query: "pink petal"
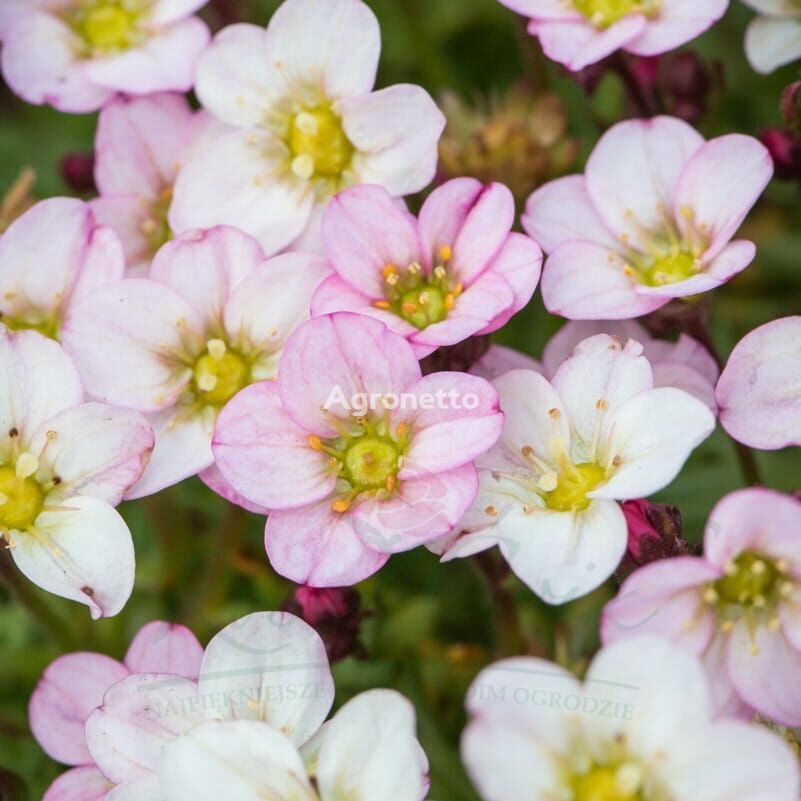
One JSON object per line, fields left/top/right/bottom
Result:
{"left": 600, "top": 556, "right": 718, "bottom": 653}
{"left": 0, "top": 13, "right": 113, "bottom": 112}
{"left": 198, "top": 463, "right": 270, "bottom": 514}
{"left": 470, "top": 344, "right": 542, "bottom": 381}
{"left": 213, "top": 381, "right": 336, "bottom": 510}
{"left": 341, "top": 84, "right": 445, "bottom": 196}
{"left": 532, "top": 15, "right": 647, "bottom": 71}
{"left": 278, "top": 313, "right": 421, "bottom": 437}
{"left": 150, "top": 226, "right": 265, "bottom": 323}
{"left": 89, "top": 195, "right": 153, "bottom": 273}
{"left": 523, "top": 175, "right": 617, "bottom": 254}
{"left": 29, "top": 652, "right": 128, "bottom": 765}
{"left": 352, "top": 463, "right": 478, "bottom": 553}
{"left": 704, "top": 488, "right": 801, "bottom": 575}
{"left": 394, "top": 372, "right": 502, "bottom": 478}
{"left": 43, "top": 767, "right": 113, "bottom": 801}
{"left": 124, "top": 621, "right": 204, "bottom": 680}
{"left": 674, "top": 135, "right": 772, "bottom": 260}
{"left": 84, "top": 17, "right": 210, "bottom": 93}
{"left": 481, "top": 233, "right": 542, "bottom": 324}
{"left": 586, "top": 116, "right": 704, "bottom": 250}
{"left": 717, "top": 316, "right": 801, "bottom": 449}
{"left": 149, "top": 0, "right": 207, "bottom": 25}
{"left": 745, "top": 15, "right": 801, "bottom": 75}
{"left": 624, "top": 0, "right": 728, "bottom": 56}
{"left": 266, "top": 499, "right": 389, "bottom": 586}
{"left": 542, "top": 241, "right": 667, "bottom": 319}
{"left": 322, "top": 184, "right": 420, "bottom": 298}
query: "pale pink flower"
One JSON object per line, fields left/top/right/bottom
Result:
{"left": 523, "top": 117, "right": 773, "bottom": 319}
{"left": 717, "top": 316, "right": 801, "bottom": 449}
{"left": 31, "top": 621, "right": 203, "bottom": 801}
{"left": 603, "top": 488, "right": 801, "bottom": 725}
{"left": 742, "top": 0, "right": 801, "bottom": 74}
{"left": 61, "top": 226, "right": 328, "bottom": 501}
{"left": 169, "top": 0, "right": 445, "bottom": 255}
{"left": 312, "top": 180, "right": 542, "bottom": 358}
{"left": 441, "top": 334, "right": 715, "bottom": 603}
{"left": 497, "top": 0, "right": 728, "bottom": 71}
{"left": 543, "top": 320, "right": 720, "bottom": 411}
{"left": 0, "top": 0, "right": 209, "bottom": 113}
{"left": 0, "top": 327, "right": 152, "bottom": 617}
{"left": 470, "top": 344, "right": 541, "bottom": 382}
{"left": 0, "top": 197, "right": 124, "bottom": 338}
{"left": 212, "top": 312, "right": 504, "bottom": 587}
{"left": 463, "top": 636, "right": 799, "bottom": 801}
{"left": 92, "top": 93, "right": 229, "bottom": 275}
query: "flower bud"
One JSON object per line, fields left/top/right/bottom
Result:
{"left": 780, "top": 81, "right": 801, "bottom": 138}
{"left": 760, "top": 128, "right": 801, "bottom": 181}
{"left": 284, "top": 586, "right": 363, "bottom": 662}
{"left": 59, "top": 151, "right": 96, "bottom": 194}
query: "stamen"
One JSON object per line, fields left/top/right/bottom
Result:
{"left": 439, "top": 244, "right": 452, "bottom": 262}
{"left": 294, "top": 111, "right": 319, "bottom": 136}
{"left": 331, "top": 498, "right": 350, "bottom": 513}
{"left": 207, "top": 338, "right": 227, "bottom": 361}
{"left": 15, "top": 453, "right": 39, "bottom": 480}
{"left": 291, "top": 154, "right": 315, "bottom": 180}
{"left": 196, "top": 373, "right": 218, "bottom": 392}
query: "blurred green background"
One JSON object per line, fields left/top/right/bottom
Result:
{"left": 1, "top": 1, "right": 800, "bottom": 798}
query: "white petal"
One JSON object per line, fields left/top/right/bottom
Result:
{"left": 11, "top": 496, "right": 134, "bottom": 618}
{"left": 745, "top": 15, "right": 801, "bottom": 74}
{"left": 198, "top": 611, "right": 334, "bottom": 746}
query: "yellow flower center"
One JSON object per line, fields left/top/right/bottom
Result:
{"left": 70, "top": 1, "right": 140, "bottom": 51}
{"left": 0, "top": 313, "right": 59, "bottom": 340}
{"left": 573, "top": 0, "right": 649, "bottom": 27}
{"left": 375, "top": 247, "right": 461, "bottom": 331}
{"left": 572, "top": 763, "right": 644, "bottom": 801}
{"left": 344, "top": 438, "right": 400, "bottom": 490}
{"left": 288, "top": 106, "right": 354, "bottom": 181}
{"left": 0, "top": 458, "right": 45, "bottom": 532}
{"left": 545, "top": 462, "right": 606, "bottom": 513}
{"left": 192, "top": 339, "right": 250, "bottom": 407}
{"left": 641, "top": 250, "right": 698, "bottom": 287}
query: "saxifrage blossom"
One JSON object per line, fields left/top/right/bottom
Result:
{"left": 0, "top": 197, "right": 124, "bottom": 338}
{"left": 742, "top": 0, "right": 801, "bottom": 74}
{"left": 602, "top": 488, "right": 801, "bottom": 725}
{"left": 441, "top": 334, "right": 715, "bottom": 604}
{"left": 0, "top": 0, "right": 210, "bottom": 113}
{"left": 31, "top": 620, "right": 203, "bottom": 801}
{"left": 169, "top": 0, "right": 445, "bottom": 254}
{"left": 716, "top": 315, "right": 801, "bottom": 449}
{"left": 0, "top": 327, "right": 153, "bottom": 617}
{"left": 496, "top": 0, "right": 728, "bottom": 71}
{"left": 311, "top": 180, "right": 542, "bottom": 358}
{"left": 61, "top": 225, "right": 328, "bottom": 501}
{"left": 92, "top": 93, "right": 228, "bottom": 275}
{"left": 462, "top": 636, "right": 799, "bottom": 801}
{"left": 523, "top": 116, "right": 773, "bottom": 319}
{"left": 213, "top": 312, "right": 504, "bottom": 587}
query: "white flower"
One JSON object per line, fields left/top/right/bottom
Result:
{"left": 462, "top": 636, "right": 799, "bottom": 801}
{"left": 0, "top": 327, "right": 153, "bottom": 617}
{"left": 742, "top": 0, "right": 801, "bottom": 74}
{"left": 169, "top": 0, "right": 445, "bottom": 255}
{"left": 442, "top": 334, "right": 715, "bottom": 604}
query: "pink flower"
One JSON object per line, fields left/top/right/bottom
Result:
{"left": 497, "top": 0, "right": 728, "bottom": 71}
{"left": 169, "top": 0, "right": 445, "bottom": 255}
{"left": 742, "top": 0, "right": 801, "bottom": 74}
{"left": 523, "top": 117, "right": 773, "bottom": 319}
{"left": 440, "top": 334, "right": 715, "bottom": 603}
{"left": 463, "top": 636, "right": 799, "bottom": 801}
{"left": 543, "top": 319, "right": 720, "bottom": 411}
{"left": 0, "top": 0, "right": 209, "bottom": 113}
{"left": 717, "top": 316, "right": 801, "bottom": 450}
{"left": 91, "top": 93, "right": 229, "bottom": 275}
{"left": 312, "top": 180, "right": 543, "bottom": 358}
{"left": 0, "top": 198, "right": 124, "bottom": 338}
{"left": 30, "top": 621, "right": 203, "bottom": 801}
{"left": 602, "top": 488, "right": 801, "bottom": 725}
{"left": 0, "top": 327, "right": 153, "bottom": 617}
{"left": 61, "top": 226, "right": 328, "bottom": 500}
{"left": 212, "top": 312, "right": 504, "bottom": 587}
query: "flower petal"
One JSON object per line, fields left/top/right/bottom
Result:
{"left": 29, "top": 652, "right": 128, "bottom": 765}
{"left": 43, "top": 767, "right": 113, "bottom": 801}
{"left": 12, "top": 496, "right": 135, "bottom": 619}
{"left": 745, "top": 15, "right": 801, "bottom": 75}
{"left": 624, "top": 0, "right": 727, "bottom": 56}
{"left": 199, "top": 611, "right": 334, "bottom": 745}
{"left": 124, "top": 621, "right": 204, "bottom": 679}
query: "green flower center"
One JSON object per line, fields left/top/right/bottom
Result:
{"left": 376, "top": 249, "right": 461, "bottom": 331}
{"left": 288, "top": 106, "right": 354, "bottom": 181}
{"left": 0, "top": 461, "right": 45, "bottom": 532}
{"left": 192, "top": 339, "right": 250, "bottom": 407}
{"left": 545, "top": 462, "right": 606, "bottom": 513}
{"left": 68, "top": 0, "right": 141, "bottom": 51}
{"left": 572, "top": 763, "right": 644, "bottom": 801}
{"left": 0, "top": 313, "right": 59, "bottom": 340}
{"left": 641, "top": 250, "right": 698, "bottom": 287}
{"left": 710, "top": 552, "right": 785, "bottom": 610}
{"left": 574, "top": 0, "right": 649, "bottom": 27}
{"left": 344, "top": 437, "right": 400, "bottom": 490}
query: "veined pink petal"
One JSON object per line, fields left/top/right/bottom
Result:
{"left": 198, "top": 463, "right": 270, "bottom": 514}
{"left": 43, "top": 767, "right": 113, "bottom": 801}
{"left": 124, "top": 621, "right": 204, "bottom": 679}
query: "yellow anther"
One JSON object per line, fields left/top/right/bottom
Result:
{"left": 207, "top": 338, "right": 227, "bottom": 361}
{"left": 433, "top": 265, "right": 447, "bottom": 280}
{"left": 444, "top": 293, "right": 455, "bottom": 311}
{"left": 382, "top": 264, "right": 398, "bottom": 277}
{"left": 141, "top": 219, "right": 157, "bottom": 235}
{"left": 408, "top": 262, "right": 422, "bottom": 275}
{"left": 331, "top": 498, "right": 350, "bottom": 513}
{"left": 308, "top": 435, "right": 324, "bottom": 451}
{"left": 751, "top": 559, "right": 766, "bottom": 575}
{"left": 385, "top": 474, "right": 396, "bottom": 492}
{"left": 484, "top": 505, "right": 498, "bottom": 517}
{"left": 386, "top": 273, "right": 399, "bottom": 287}
{"left": 401, "top": 302, "right": 419, "bottom": 315}
{"left": 418, "top": 291, "right": 430, "bottom": 305}
{"left": 439, "top": 244, "right": 452, "bottom": 262}
{"left": 453, "top": 282, "right": 464, "bottom": 296}
{"left": 395, "top": 421, "right": 409, "bottom": 439}
{"left": 703, "top": 587, "right": 719, "bottom": 604}
{"left": 373, "top": 300, "right": 391, "bottom": 309}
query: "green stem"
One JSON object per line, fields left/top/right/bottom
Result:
{"left": 0, "top": 548, "right": 73, "bottom": 649}
{"left": 473, "top": 551, "right": 523, "bottom": 657}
